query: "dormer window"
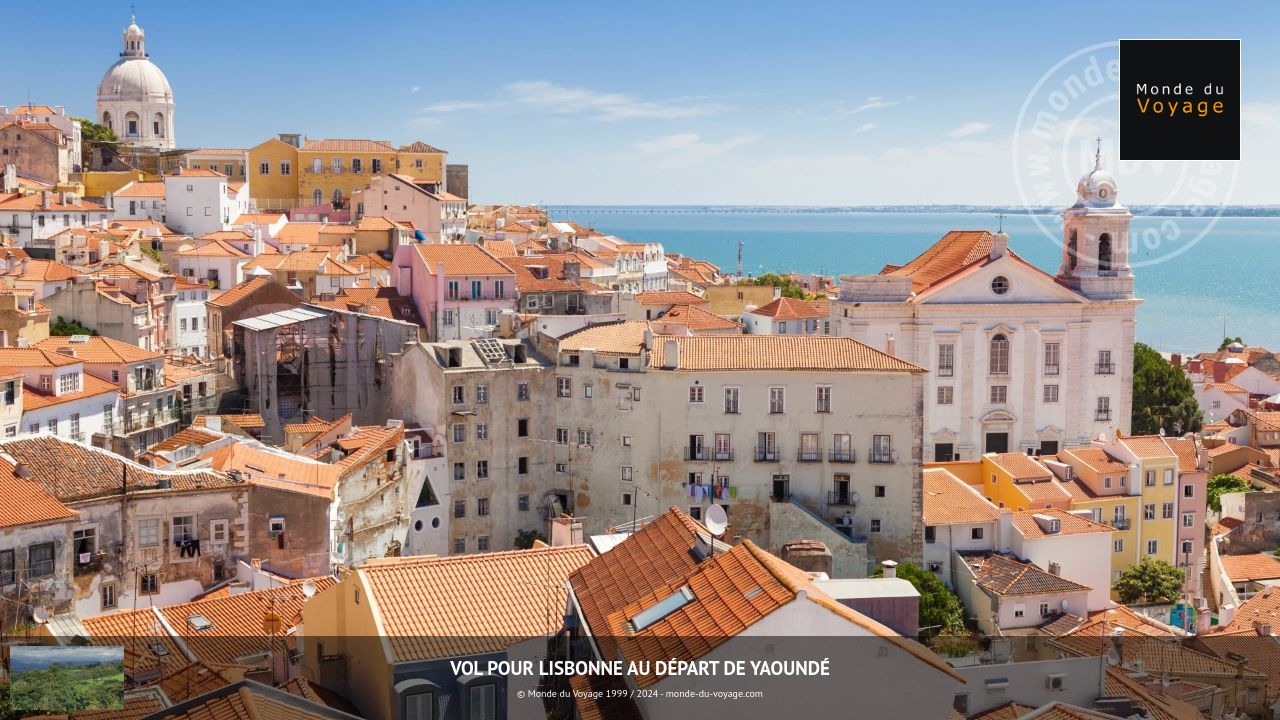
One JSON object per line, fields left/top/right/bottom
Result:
{"left": 58, "top": 372, "right": 81, "bottom": 395}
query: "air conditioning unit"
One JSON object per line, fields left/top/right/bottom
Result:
{"left": 928, "top": 562, "right": 943, "bottom": 573}
{"left": 1047, "top": 674, "right": 1066, "bottom": 691}
{"left": 268, "top": 516, "right": 286, "bottom": 535}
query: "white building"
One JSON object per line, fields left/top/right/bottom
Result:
{"left": 922, "top": 467, "right": 1001, "bottom": 587}
{"left": 171, "top": 279, "right": 211, "bottom": 358}
{"left": 744, "top": 297, "right": 831, "bottom": 335}
{"left": 0, "top": 348, "right": 120, "bottom": 443}
{"left": 999, "top": 508, "right": 1114, "bottom": 612}
{"left": 163, "top": 167, "right": 248, "bottom": 237}
{"left": 0, "top": 192, "right": 112, "bottom": 245}
{"left": 96, "top": 15, "right": 175, "bottom": 150}
{"left": 832, "top": 152, "right": 1138, "bottom": 461}
{"left": 112, "top": 180, "right": 166, "bottom": 222}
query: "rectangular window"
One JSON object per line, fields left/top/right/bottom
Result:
{"left": 1147, "top": 540, "right": 1158, "bottom": 556}
{"left": 476, "top": 384, "right": 488, "bottom": 403}
{"left": 101, "top": 583, "right": 117, "bottom": 609}
{"left": 516, "top": 418, "right": 529, "bottom": 437}
{"left": 1043, "top": 384, "right": 1059, "bottom": 403}
{"left": 557, "top": 377, "right": 571, "bottom": 397}
{"left": 724, "top": 387, "right": 739, "bottom": 414}
{"left": 0, "top": 550, "right": 13, "bottom": 585}
{"left": 1096, "top": 396, "right": 1111, "bottom": 421}
{"left": 556, "top": 428, "right": 569, "bottom": 445}
{"left": 714, "top": 434, "right": 732, "bottom": 461}
{"left": 621, "top": 466, "right": 633, "bottom": 482}
{"left": 471, "top": 280, "right": 482, "bottom": 300}
{"left": 689, "top": 385, "right": 704, "bottom": 404}
{"left": 29, "top": 543, "right": 54, "bottom": 578}
{"left": 476, "top": 422, "right": 488, "bottom": 440}
{"left": 172, "top": 516, "right": 195, "bottom": 543}
{"left": 518, "top": 457, "right": 528, "bottom": 474}
{"left": 816, "top": 386, "right": 832, "bottom": 413}
{"left": 1182, "top": 512, "right": 1195, "bottom": 528}
{"left": 870, "top": 518, "right": 881, "bottom": 533}
{"left": 1163, "top": 469, "right": 1174, "bottom": 485}
{"left": 70, "top": 413, "right": 80, "bottom": 437}
{"left": 1184, "top": 484, "right": 1194, "bottom": 498}
{"left": 990, "top": 385, "right": 1007, "bottom": 404}
{"left": 871, "top": 435, "right": 892, "bottom": 463}
{"left": 453, "top": 538, "right": 465, "bottom": 554}
{"left": 351, "top": 158, "right": 363, "bottom": 173}
{"left": 138, "top": 518, "right": 159, "bottom": 547}
{"left": 453, "top": 463, "right": 465, "bottom": 481}
{"left": 578, "top": 429, "right": 593, "bottom": 446}
{"left": 1097, "top": 350, "right": 1114, "bottom": 374}
{"left": 517, "top": 382, "right": 529, "bottom": 400}
{"left": 1114, "top": 539, "right": 1124, "bottom": 553}
{"left": 47, "top": 418, "right": 57, "bottom": 435}
{"left": 937, "top": 386, "right": 953, "bottom": 405}
{"left": 1162, "top": 502, "right": 1174, "bottom": 519}
{"left": 452, "top": 424, "right": 465, "bottom": 443}
{"left": 768, "top": 387, "right": 785, "bottom": 414}
{"left": 477, "top": 536, "right": 490, "bottom": 552}
{"left": 477, "top": 498, "right": 490, "bottom": 516}
{"left": 1044, "top": 342, "right": 1060, "bottom": 375}
{"left": 799, "top": 433, "right": 820, "bottom": 461}
{"left": 1181, "top": 540, "right": 1194, "bottom": 556}
{"left": 280, "top": 161, "right": 291, "bottom": 175}
{"left": 454, "top": 500, "right": 466, "bottom": 518}
{"left": 259, "top": 162, "right": 270, "bottom": 175}
{"left": 476, "top": 461, "right": 488, "bottom": 479}
{"left": 1144, "top": 504, "right": 1155, "bottom": 520}
{"left": 140, "top": 574, "right": 159, "bottom": 595}
{"left": 210, "top": 520, "right": 229, "bottom": 544}
{"left": 1145, "top": 471, "right": 1155, "bottom": 487}
{"left": 938, "top": 343, "right": 954, "bottom": 377}
{"left": 441, "top": 309, "right": 455, "bottom": 326}
{"left": 371, "top": 158, "right": 382, "bottom": 174}
{"left": 518, "top": 494, "right": 530, "bottom": 512}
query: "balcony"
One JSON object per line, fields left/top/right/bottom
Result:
{"left": 412, "top": 443, "right": 443, "bottom": 459}
{"left": 798, "top": 449, "right": 822, "bottom": 463}
{"left": 1110, "top": 518, "right": 1131, "bottom": 530}
{"left": 686, "top": 447, "right": 707, "bottom": 461}
{"left": 1096, "top": 363, "right": 1116, "bottom": 375}
{"left": 754, "top": 447, "right": 780, "bottom": 462}
{"left": 1095, "top": 411, "right": 1112, "bottom": 422}
{"left": 1045, "top": 364, "right": 1060, "bottom": 376}
{"left": 828, "top": 491, "right": 857, "bottom": 506}
{"left": 829, "top": 449, "right": 856, "bottom": 463}
{"left": 869, "top": 450, "right": 894, "bottom": 464}
{"left": 711, "top": 449, "right": 734, "bottom": 462}
{"left": 73, "top": 556, "right": 103, "bottom": 577}
{"left": 938, "top": 367, "right": 954, "bottom": 378}
{"left": 445, "top": 294, "right": 508, "bottom": 302}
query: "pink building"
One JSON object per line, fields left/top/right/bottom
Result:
{"left": 392, "top": 243, "right": 516, "bottom": 340}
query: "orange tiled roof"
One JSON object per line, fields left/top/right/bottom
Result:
{"left": 1009, "top": 508, "right": 1113, "bottom": 538}
{"left": 658, "top": 304, "right": 739, "bottom": 331}
{"left": 1059, "top": 447, "right": 1132, "bottom": 474}
{"left": 204, "top": 440, "right": 339, "bottom": 498}
{"left": 748, "top": 297, "right": 828, "bottom": 320}
{"left": 1198, "top": 634, "right": 1280, "bottom": 700}
{"left": 207, "top": 276, "right": 274, "bottom": 308}
{"left": 35, "top": 335, "right": 162, "bottom": 364}
{"left": 881, "top": 230, "right": 993, "bottom": 292}
{"left": 963, "top": 552, "right": 1091, "bottom": 596}
{"left": 0, "top": 346, "right": 81, "bottom": 368}
{"left": 301, "top": 138, "right": 393, "bottom": 153}
{"left": 233, "top": 212, "right": 285, "bottom": 225}
{"left": 989, "top": 452, "right": 1053, "bottom": 480}
{"left": 923, "top": 468, "right": 1003, "bottom": 525}
{"left": 1206, "top": 382, "right": 1249, "bottom": 394}
{"left": 971, "top": 703, "right": 1035, "bottom": 720}
{"left": 358, "top": 545, "right": 594, "bottom": 663}
{"left": 3, "top": 258, "right": 83, "bottom": 282}
{"left": 1118, "top": 435, "right": 1179, "bottom": 460}
{"left": 1220, "top": 553, "right": 1280, "bottom": 583}
{"left": 149, "top": 426, "right": 223, "bottom": 454}
{"left": 178, "top": 238, "right": 249, "bottom": 258}
{"left": 635, "top": 290, "right": 706, "bottom": 306}
{"left": 397, "top": 141, "right": 446, "bottom": 154}
{"left": 170, "top": 167, "right": 225, "bottom": 178}
{"left": 0, "top": 194, "right": 107, "bottom": 211}
{"left": 649, "top": 335, "right": 924, "bottom": 373}
{"left": 1164, "top": 437, "right": 1203, "bottom": 472}
{"left": 0, "top": 461, "right": 77, "bottom": 528}
{"left": 22, "top": 372, "right": 120, "bottom": 411}
{"left": 0, "top": 435, "right": 238, "bottom": 503}
{"left": 114, "top": 180, "right": 165, "bottom": 198}
{"left": 558, "top": 320, "right": 649, "bottom": 355}
{"left": 412, "top": 243, "right": 513, "bottom": 276}
{"left": 192, "top": 413, "right": 266, "bottom": 430}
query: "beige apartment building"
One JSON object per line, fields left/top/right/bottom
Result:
{"left": 538, "top": 322, "right": 926, "bottom": 571}
{"left": 388, "top": 338, "right": 555, "bottom": 555}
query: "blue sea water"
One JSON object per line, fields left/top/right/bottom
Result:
{"left": 547, "top": 208, "right": 1275, "bottom": 355}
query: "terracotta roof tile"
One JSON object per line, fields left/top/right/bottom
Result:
{"left": 149, "top": 426, "right": 224, "bottom": 454}
{"left": 36, "top": 335, "right": 162, "bottom": 364}
{"left": 301, "top": 138, "right": 394, "bottom": 153}
{"left": 963, "top": 552, "right": 1091, "bottom": 596}
{"left": 657, "top": 304, "right": 739, "bottom": 331}
{"left": 923, "top": 468, "right": 1003, "bottom": 526}
{"left": 989, "top": 452, "right": 1053, "bottom": 480}
{"left": 358, "top": 545, "right": 594, "bottom": 663}
{"left": 2, "top": 258, "right": 83, "bottom": 282}
{"left": 649, "top": 335, "right": 924, "bottom": 373}
{"left": 412, "top": 243, "right": 513, "bottom": 276}
{"left": 204, "top": 441, "right": 340, "bottom": 498}
{"left": 558, "top": 320, "right": 649, "bottom": 355}
{"left": 1118, "top": 435, "right": 1179, "bottom": 460}
{"left": 747, "top": 297, "right": 829, "bottom": 320}
{"left": 207, "top": 276, "right": 274, "bottom": 308}
{"left": 0, "top": 461, "right": 77, "bottom": 528}
{"left": 307, "top": 287, "right": 420, "bottom": 323}
{"left": 1009, "top": 508, "right": 1113, "bottom": 538}
{"left": 881, "top": 230, "right": 993, "bottom": 292}
{"left": 22, "top": 372, "right": 120, "bottom": 410}
{"left": 1221, "top": 553, "right": 1280, "bottom": 583}
{"left": 1058, "top": 447, "right": 1132, "bottom": 474}
{"left": 635, "top": 290, "right": 706, "bottom": 306}
{"left": 114, "top": 180, "right": 166, "bottom": 198}
{"left": 178, "top": 239, "right": 248, "bottom": 258}
{"left": 397, "top": 141, "right": 447, "bottom": 154}
{"left": 971, "top": 702, "right": 1035, "bottom": 720}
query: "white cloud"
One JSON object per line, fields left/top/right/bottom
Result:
{"left": 410, "top": 85, "right": 421, "bottom": 93}
{"left": 421, "top": 81, "right": 724, "bottom": 122}
{"left": 946, "top": 121, "right": 991, "bottom": 138}
{"left": 634, "top": 133, "right": 758, "bottom": 168}
{"left": 846, "top": 95, "right": 913, "bottom": 115}
{"left": 855, "top": 123, "right": 877, "bottom": 134}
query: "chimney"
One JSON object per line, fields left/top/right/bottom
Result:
{"left": 1048, "top": 561, "right": 1062, "bottom": 576}
{"left": 781, "top": 541, "right": 833, "bottom": 577}
{"left": 98, "top": 240, "right": 109, "bottom": 260}
{"left": 881, "top": 559, "right": 898, "bottom": 579}
{"left": 1213, "top": 362, "right": 1227, "bottom": 384}
{"left": 1171, "top": 353, "right": 1182, "bottom": 368}
{"left": 12, "top": 461, "right": 29, "bottom": 479}
{"left": 989, "top": 231, "right": 1008, "bottom": 259}
{"left": 41, "top": 191, "right": 51, "bottom": 209}
{"left": 1255, "top": 620, "right": 1273, "bottom": 636}
{"left": 663, "top": 339, "right": 680, "bottom": 369}
{"left": 885, "top": 333, "right": 896, "bottom": 356}
{"left": 1, "top": 164, "right": 15, "bottom": 193}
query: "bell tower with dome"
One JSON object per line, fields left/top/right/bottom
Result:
{"left": 1057, "top": 139, "right": 1134, "bottom": 300}
{"left": 96, "top": 14, "right": 175, "bottom": 150}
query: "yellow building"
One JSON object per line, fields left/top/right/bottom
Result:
{"left": 246, "top": 136, "right": 300, "bottom": 210}
{"left": 181, "top": 148, "right": 248, "bottom": 182}
{"left": 247, "top": 135, "right": 448, "bottom": 211}
{"left": 932, "top": 434, "right": 1208, "bottom": 596}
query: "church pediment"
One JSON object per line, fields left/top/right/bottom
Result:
{"left": 914, "top": 253, "right": 1087, "bottom": 305}
{"left": 980, "top": 410, "right": 1017, "bottom": 423}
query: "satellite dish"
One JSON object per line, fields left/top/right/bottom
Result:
{"left": 301, "top": 579, "right": 317, "bottom": 598}
{"left": 32, "top": 607, "right": 48, "bottom": 624}
{"left": 705, "top": 505, "right": 728, "bottom": 537}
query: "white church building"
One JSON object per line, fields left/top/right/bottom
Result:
{"left": 96, "top": 15, "right": 175, "bottom": 150}
{"left": 832, "top": 150, "right": 1139, "bottom": 461}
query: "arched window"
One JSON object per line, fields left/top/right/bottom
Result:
{"left": 312, "top": 188, "right": 323, "bottom": 205}
{"left": 153, "top": 113, "right": 164, "bottom": 138}
{"left": 332, "top": 188, "right": 344, "bottom": 208}
{"left": 1098, "top": 233, "right": 1112, "bottom": 273}
{"left": 990, "top": 333, "right": 1010, "bottom": 375}
{"left": 125, "top": 112, "right": 139, "bottom": 137}
{"left": 1067, "top": 230, "right": 1078, "bottom": 271}
{"left": 102, "top": 111, "right": 112, "bottom": 131}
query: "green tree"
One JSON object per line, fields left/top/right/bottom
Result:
{"left": 873, "top": 561, "right": 965, "bottom": 641}
{"left": 1219, "top": 336, "right": 1245, "bottom": 350}
{"left": 736, "top": 273, "right": 809, "bottom": 299}
{"left": 1207, "top": 473, "right": 1252, "bottom": 513}
{"left": 50, "top": 316, "right": 97, "bottom": 337}
{"left": 74, "top": 118, "right": 118, "bottom": 169}
{"left": 1113, "top": 558, "right": 1185, "bottom": 604}
{"left": 1132, "top": 341, "right": 1203, "bottom": 435}
{"left": 514, "top": 529, "right": 547, "bottom": 550}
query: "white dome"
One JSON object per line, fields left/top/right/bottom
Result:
{"left": 97, "top": 57, "right": 173, "bottom": 103}
{"left": 1074, "top": 146, "right": 1119, "bottom": 209}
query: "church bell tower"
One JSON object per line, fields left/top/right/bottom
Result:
{"left": 1057, "top": 140, "right": 1134, "bottom": 300}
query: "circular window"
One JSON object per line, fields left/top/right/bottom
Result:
{"left": 413, "top": 520, "right": 424, "bottom": 532}
{"left": 431, "top": 517, "right": 440, "bottom": 529}
{"left": 991, "top": 276, "right": 1010, "bottom": 295}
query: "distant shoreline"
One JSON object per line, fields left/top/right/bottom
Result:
{"left": 544, "top": 205, "right": 1280, "bottom": 218}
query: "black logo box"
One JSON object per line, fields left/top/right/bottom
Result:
{"left": 1120, "top": 39, "right": 1240, "bottom": 161}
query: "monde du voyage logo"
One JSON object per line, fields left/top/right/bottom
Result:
{"left": 1120, "top": 39, "right": 1240, "bottom": 160}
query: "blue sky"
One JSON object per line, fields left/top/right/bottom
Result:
{"left": 4, "top": 1, "right": 1276, "bottom": 204}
